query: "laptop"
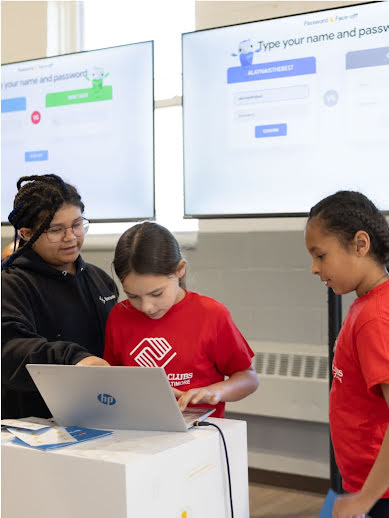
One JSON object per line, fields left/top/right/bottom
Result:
{"left": 26, "top": 364, "right": 215, "bottom": 432}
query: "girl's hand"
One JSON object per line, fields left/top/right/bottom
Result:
{"left": 332, "top": 492, "right": 371, "bottom": 518}
{"left": 171, "top": 367, "right": 258, "bottom": 411}
{"left": 172, "top": 386, "right": 223, "bottom": 411}
{"left": 75, "top": 356, "right": 110, "bottom": 366}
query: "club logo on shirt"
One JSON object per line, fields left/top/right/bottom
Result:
{"left": 332, "top": 363, "right": 343, "bottom": 383}
{"left": 168, "top": 372, "right": 193, "bottom": 387}
{"left": 130, "top": 337, "right": 177, "bottom": 368}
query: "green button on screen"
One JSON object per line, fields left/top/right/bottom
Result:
{"left": 46, "top": 86, "right": 112, "bottom": 107}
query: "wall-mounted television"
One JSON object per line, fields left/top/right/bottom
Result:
{"left": 182, "top": 2, "right": 389, "bottom": 218}
{"left": 1, "top": 41, "right": 154, "bottom": 223}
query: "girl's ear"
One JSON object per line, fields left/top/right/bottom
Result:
{"left": 176, "top": 258, "right": 187, "bottom": 278}
{"left": 354, "top": 230, "right": 370, "bottom": 257}
{"left": 18, "top": 228, "right": 33, "bottom": 242}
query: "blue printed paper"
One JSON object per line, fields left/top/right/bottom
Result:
{"left": 11, "top": 425, "right": 112, "bottom": 450}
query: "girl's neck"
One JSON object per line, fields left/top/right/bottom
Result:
{"left": 357, "top": 268, "right": 389, "bottom": 297}
{"left": 174, "top": 287, "right": 186, "bottom": 305}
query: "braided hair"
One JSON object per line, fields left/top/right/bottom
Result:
{"left": 308, "top": 191, "right": 389, "bottom": 268}
{"left": 2, "top": 174, "right": 84, "bottom": 269}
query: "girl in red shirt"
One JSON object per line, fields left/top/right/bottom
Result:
{"left": 305, "top": 191, "right": 389, "bottom": 518}
{"left": 104, "top": 221, "right": 258, "bottom": 418}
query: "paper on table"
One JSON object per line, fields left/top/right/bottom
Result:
{"left": 8, "top": 425, "right": 114, "bottom": 450}
{"left": 7, "top": 425, "right": 76, "bottom": 447}
{"left": 1, "top": 429, "right": 15, "bottom": 443}
{"left": 1, "top": 417, "right": 53, "bottom": 431}
{"left": 32, "top": 426, "right": 114, "bottom": 450}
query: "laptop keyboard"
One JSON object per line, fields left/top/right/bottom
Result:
{"left": 183, "top": 409, "right": 209, "bottom": 424}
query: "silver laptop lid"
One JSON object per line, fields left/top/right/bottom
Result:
{"left": 26, "top": 364, "right": 214, "bottom": 432}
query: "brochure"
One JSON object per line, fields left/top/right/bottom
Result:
{"left": 10, "top": 425, "right": 113, "bottom": 450}
{"left": 2, "top": 417, "right": 113, "bottom": 450}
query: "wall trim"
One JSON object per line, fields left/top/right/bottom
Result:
{"left": 248, "top": 468, "right": 330, "bottom": 495}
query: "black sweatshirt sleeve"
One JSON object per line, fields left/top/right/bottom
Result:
{"left": 1, "top": 274, "right": 91, "bottom": 392}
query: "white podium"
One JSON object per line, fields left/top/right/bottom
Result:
{"left": 2, "top": 417, "right": 249, "bottom": 518}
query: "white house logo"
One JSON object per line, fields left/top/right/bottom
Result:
{"left": 97, "top": 393, "right": 116, "bottom": 405}
{"left": 130, "top": 337, "right": 177, "bottom": 368}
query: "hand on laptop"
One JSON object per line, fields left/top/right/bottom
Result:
{"left": 75, "top": 356, "right": 110, "bottom": 367}
{"left": 172, "top": 368, "right": 258, "bottom": 412}
{"left": 172, "top": 386, "right": 222, "bottom": 412}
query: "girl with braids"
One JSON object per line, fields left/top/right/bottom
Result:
{"left": 305, "top": 191, "right": 389, "bottom": 518}
{"left": 2, "top": 174, "right": 118, "bottom": 419}
{"left": 104, "top": 222, "right": 258, "bottom": 418}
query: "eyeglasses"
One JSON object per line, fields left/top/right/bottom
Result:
{"left": 44, "top": 218, "right": 89, "bottom": 243}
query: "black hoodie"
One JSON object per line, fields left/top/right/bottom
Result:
{"left": 1, "top": 248, "right": 118, "bottom": 419}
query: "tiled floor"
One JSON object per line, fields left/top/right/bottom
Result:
{"left": 249, "top": 483, "right": 325, "bottom": 518}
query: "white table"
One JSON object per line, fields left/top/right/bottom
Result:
{"left": 2, "top": 417, "right": 249, "bottom": 518}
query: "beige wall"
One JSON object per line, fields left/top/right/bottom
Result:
{"left": 1, "top": 1, "right": 81, "bottom": 64}
{"left": 1, "top": 1, "right": 48, "bottom": 63}
{"left": 195, "top": 0, "right": 368, "bottom": 29}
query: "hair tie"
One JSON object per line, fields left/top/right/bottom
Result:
{"left": 7, "top": 202, "right": 22, "bottom": 226}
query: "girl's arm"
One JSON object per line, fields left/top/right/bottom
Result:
{"left": 332, "top": 383, "right": 389, "bottom": 518}
{"left": 173, "top": 365, "right": 259, "bottom": 411}
{"left": 2, "top": 276, "right": 95, "bottom": 391}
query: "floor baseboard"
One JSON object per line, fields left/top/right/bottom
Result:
{"left": 248, "top": 468, "right": 330, "bottom": 495}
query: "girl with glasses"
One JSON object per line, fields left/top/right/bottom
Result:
{"left": 1, "top": 174, "right": 118, "bottom": 419}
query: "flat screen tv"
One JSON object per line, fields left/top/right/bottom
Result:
{"left": 182, "top": 1, "right": 389, "bottom": 218}
{"left": 1, "top": 41, "right": 154, "bottom": 222}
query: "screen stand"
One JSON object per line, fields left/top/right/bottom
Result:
{"left": 328, "top": 287, "right": 343, "bottom": 493}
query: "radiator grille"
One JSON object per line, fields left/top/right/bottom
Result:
{"left": 266, "top": 353, "right": 277, "bottom": 375}
{"left": 317, "top": 357, "right": 328, "bottom": 379}
{"left": 254, "top": 351, "right": 328, "bottom": 380}
{"left": 279, "top": 354, "right": 288, "bottom": 376}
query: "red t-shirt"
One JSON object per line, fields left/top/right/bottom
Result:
{"left": 104, "top": 291, "right": 254, "bottom": 417}
{"left": 330, "top": 280, "right": 389, "bottom": 497}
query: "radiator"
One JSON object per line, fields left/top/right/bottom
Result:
{"left": 226, "top": 341, "right": 329, "bottom": 423}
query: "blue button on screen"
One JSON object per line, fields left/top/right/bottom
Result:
{"left": 255, "top": 124, "right": 287, "bottom": 138}
{"left": 25, "top": 150, "right": 49, "bottom": 162}
{"left": 1, "top": 97, "right": 27, "bottom": 113}
{"left": 227, "top": 57, "right": 316, "bottom": 84}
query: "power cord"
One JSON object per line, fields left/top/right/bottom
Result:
{"left": 194, "top": 421, "right": 234, "bottom": 518}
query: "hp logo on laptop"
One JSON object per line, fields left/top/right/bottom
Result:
{"left": 97, "top": 393, "right": 116, "bottom": 406}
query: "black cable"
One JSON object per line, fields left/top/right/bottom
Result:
{"left": 194, "top": 421, "right": 234, "bottom": 518}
